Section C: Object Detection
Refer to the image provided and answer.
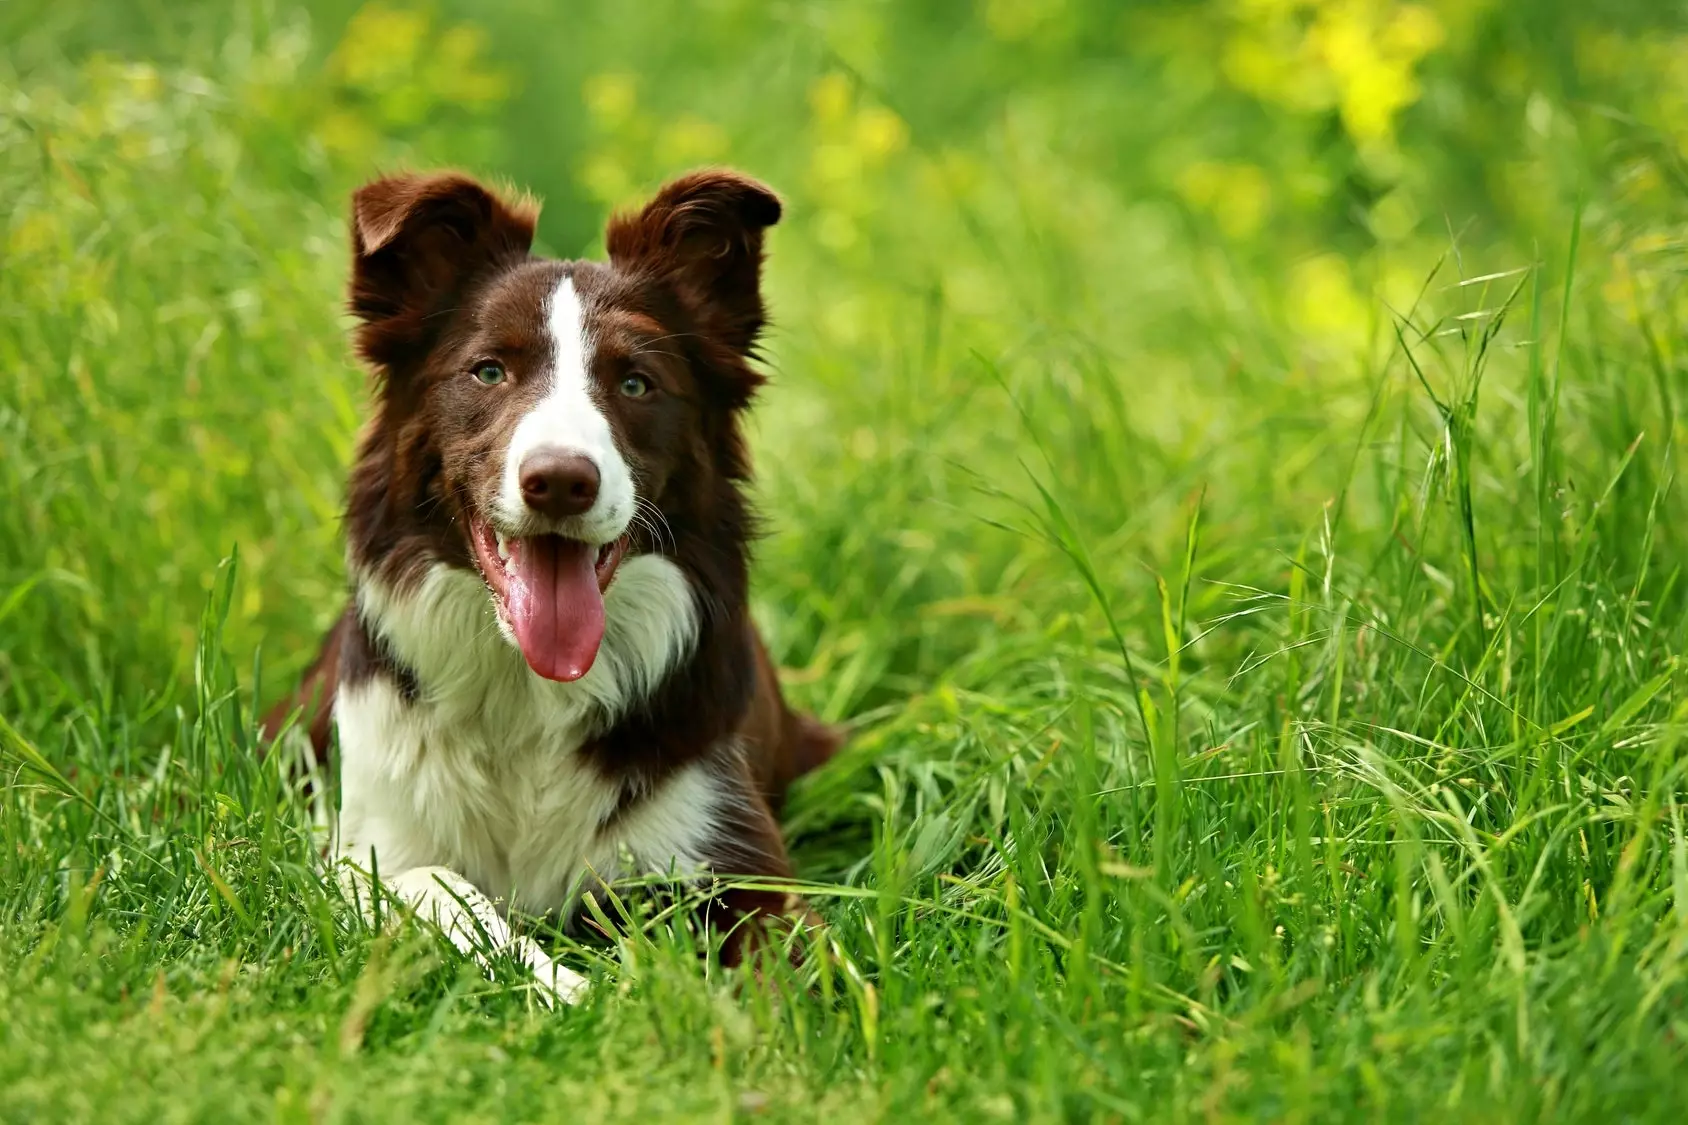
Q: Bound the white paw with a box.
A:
[514,938,589,1008]
[365,864,589,1008]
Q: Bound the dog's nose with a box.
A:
[519,450,600,518]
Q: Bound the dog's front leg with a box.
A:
[363,864,588,1008]
[691,778,824,972]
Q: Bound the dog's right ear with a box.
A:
[348,172,538,371]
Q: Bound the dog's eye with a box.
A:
[473,362,506,386]
[619,373,651,399]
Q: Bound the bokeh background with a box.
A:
[6,0,1686,704]
[6,2,1688,1119]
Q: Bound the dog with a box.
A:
[264,168,840,1004]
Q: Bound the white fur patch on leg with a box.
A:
[352,861,588,1008]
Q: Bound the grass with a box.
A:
[4,1,1688,1121]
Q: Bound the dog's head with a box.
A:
[347,169,780,683]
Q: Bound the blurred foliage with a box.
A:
[5,0,1688,702]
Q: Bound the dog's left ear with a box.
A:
[605,170,782,358]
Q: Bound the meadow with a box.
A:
[4,0,1688,1120]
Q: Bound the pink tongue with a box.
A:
[504,536,605,682]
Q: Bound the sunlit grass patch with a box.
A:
[4,2,1688,1121]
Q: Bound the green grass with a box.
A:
[4,2,1688,1121]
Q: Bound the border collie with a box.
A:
[266,168,840,1004]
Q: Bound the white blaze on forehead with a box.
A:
[496,273,636,539]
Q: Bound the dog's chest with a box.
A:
[336,676,629,911]
[334,558,718,914]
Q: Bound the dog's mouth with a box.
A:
[468,514,629,683]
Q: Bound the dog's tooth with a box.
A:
[496,532,511,562]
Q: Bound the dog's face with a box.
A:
[347,171,779,682]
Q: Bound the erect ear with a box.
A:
[604,169,782,357]
[348,172,538,370]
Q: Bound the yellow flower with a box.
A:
[1337,63,1415,143]
[435,26,511,108]
[583,72,638,126]
[332,3,428,90]
[809,73,853,126]
[809,141,863,191]
[122,63,161,103]
[1384,4,1445,57]
[1221,0,1447,145]
[853,105,908,162]
[326,3,510,128]
[315,108,376,159]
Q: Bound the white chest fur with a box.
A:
[334,556,718,915]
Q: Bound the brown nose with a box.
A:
[519,450,600,518]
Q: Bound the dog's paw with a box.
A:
[513,937,589,1009]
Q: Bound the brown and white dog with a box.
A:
[266,168,839,1004]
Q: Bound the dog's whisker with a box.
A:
[633,497,677,555]
[628,331,705,358]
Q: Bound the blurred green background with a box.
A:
[7,0,1687,705]
[6,2,1688,1120]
